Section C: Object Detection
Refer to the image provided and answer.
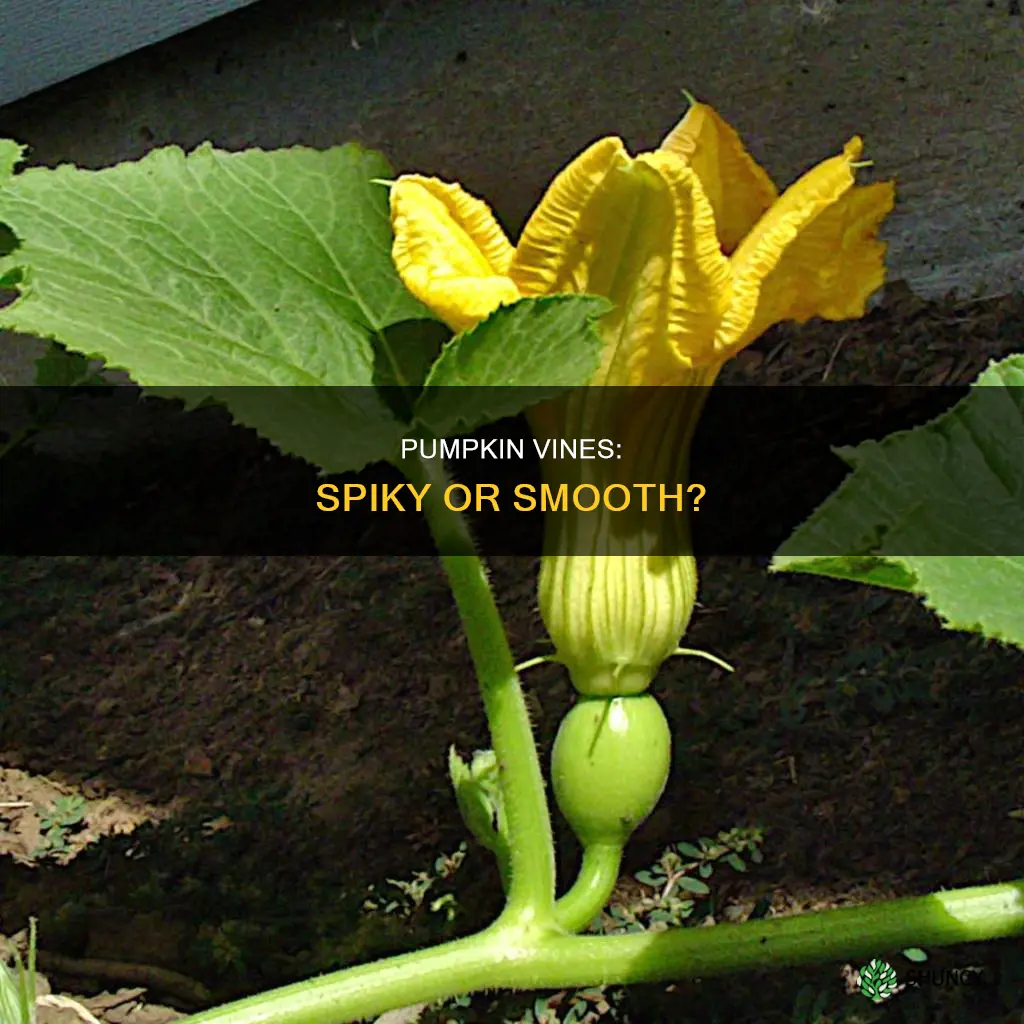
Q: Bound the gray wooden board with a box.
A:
[0,0,259,106]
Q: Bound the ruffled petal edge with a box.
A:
[390,174,520,332]
[660,102,778,254]
[715,138,895,356]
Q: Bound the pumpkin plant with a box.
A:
[1,97,1021,1024]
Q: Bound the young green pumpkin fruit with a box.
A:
[550,694,672,849]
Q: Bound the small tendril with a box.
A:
[514,655,559,674]
[670,647,734,673]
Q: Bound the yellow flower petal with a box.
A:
[512,138,731,386]
[660,103,778,254]
[509,137,628,298]
[793,181,896,320]
[591,152,732,384]
[715,138,895,357]
[390,175,520,333]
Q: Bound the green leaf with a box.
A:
[675,842,704,860]
[901,947,928,962]
[0,226,16,265]
[770,556,916,592]
[0,140,24,179]
[34,342,106,387]
[0,141,437,472]
[149,385,406,475]
[371,318,452,422]
[0,140,25,274]
[447,746,497,846]
[675,876,711,896]
[412,294,610,437]
[772,355,1024,650]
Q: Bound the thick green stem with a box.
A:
[184,880,1024,1024]
[555,843,623,933]
[403,452,557,925]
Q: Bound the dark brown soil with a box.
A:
[1,283,1022,1023]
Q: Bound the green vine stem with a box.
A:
[179,442,1024,1024]
[184,880,1024,1024]
[555,843,623,934]
[401,450,557,926]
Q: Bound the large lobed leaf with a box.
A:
[772,354,1024,650]
[0,142,606,473]
[0,142,429,385]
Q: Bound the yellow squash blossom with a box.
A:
[390,99,894,696]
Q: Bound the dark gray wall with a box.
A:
[1,0,1021,382]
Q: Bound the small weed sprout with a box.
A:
[363,842,468,925]
[31,794,87,860]
[611,826,766,934]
